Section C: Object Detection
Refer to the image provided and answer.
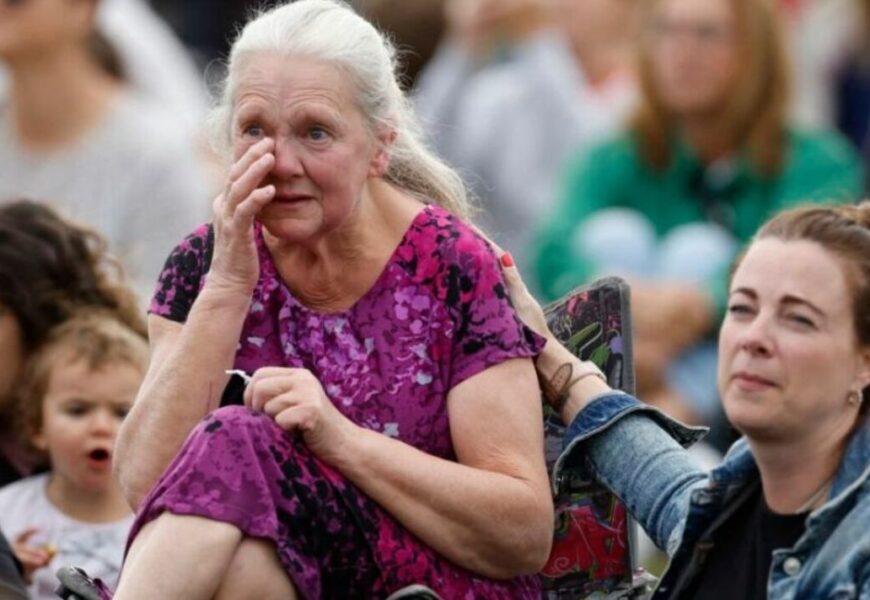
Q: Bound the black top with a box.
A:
[685,485,808,600]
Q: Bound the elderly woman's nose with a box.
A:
[271,140,305,178]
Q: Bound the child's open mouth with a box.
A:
[87,448,111,466]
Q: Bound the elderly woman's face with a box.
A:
[645,0,740,118]
[230,53,391,242]
[0,306,24,404]
[718,239,870,444]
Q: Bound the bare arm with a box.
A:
[115,137,278,508]
[249,357,554,579]
[114,289,251,508]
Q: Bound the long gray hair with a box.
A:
[208,0,471,218]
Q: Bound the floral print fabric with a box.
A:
[142,205,545,598]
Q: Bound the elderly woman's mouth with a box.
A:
[273,193,314,204]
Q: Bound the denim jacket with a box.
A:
[555,392,870,599]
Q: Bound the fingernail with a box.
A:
[500,253,514,268]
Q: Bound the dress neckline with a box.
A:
[255,203,437,317]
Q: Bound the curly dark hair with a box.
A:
[0,200,146,352]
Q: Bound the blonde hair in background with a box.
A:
[208,0,473,219]
[631,0,791,176]
[15,310,149,450]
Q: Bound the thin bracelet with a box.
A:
[539,361,607,413]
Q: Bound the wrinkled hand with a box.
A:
[12,528,52,584]
[243,367,359,465]
[208,138,277,296]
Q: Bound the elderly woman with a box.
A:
[89,1,553,598]
[507,202,870,598]
[533,0,865,433]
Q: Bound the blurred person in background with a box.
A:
[0,0,211,297]
[834,0,870,189]
[356,0,446,90]
[534,0,865,446]
[99,0,210,136]
[415,0,637,284]
[780,0,859,130]
[0,201,145,488]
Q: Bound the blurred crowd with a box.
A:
[0,0,869,594]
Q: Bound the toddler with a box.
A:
[0,312,147,599]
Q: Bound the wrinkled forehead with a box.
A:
[230,52,361,114]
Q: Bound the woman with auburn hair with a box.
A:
[514,201,870,598]
[534,0,865,437]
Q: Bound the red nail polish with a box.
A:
[500,253,515,268]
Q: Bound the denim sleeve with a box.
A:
[555,393,710,554]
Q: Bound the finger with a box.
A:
[14,528,38,544]
[273,405,317,433]
[251,366,308,380]
[248,375,300,412]
[262,392,301,418]
[233,184,276,222]
[226,137,275,183]
[15,547,49,567]
[224,152,276,216]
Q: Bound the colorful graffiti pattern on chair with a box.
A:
[539,277,637,598]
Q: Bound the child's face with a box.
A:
[33,357,141,493]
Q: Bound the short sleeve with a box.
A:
[148,224,213,323]
[442,221,546,390]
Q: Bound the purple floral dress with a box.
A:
[138,205,546,599]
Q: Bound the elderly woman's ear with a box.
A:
[368,128,398,177]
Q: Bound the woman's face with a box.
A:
[645,0,740,118]
[229,53,392,243]
[0,0,93,62]
[718,239,870,444]
[0,306,25,405]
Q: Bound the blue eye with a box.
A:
[308,127,329,142]
[242,124,264,139]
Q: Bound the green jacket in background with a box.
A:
[532,128,866,311]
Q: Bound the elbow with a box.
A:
[478,498,554,579]
[502,515,554,577]
[113,437,149,511]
